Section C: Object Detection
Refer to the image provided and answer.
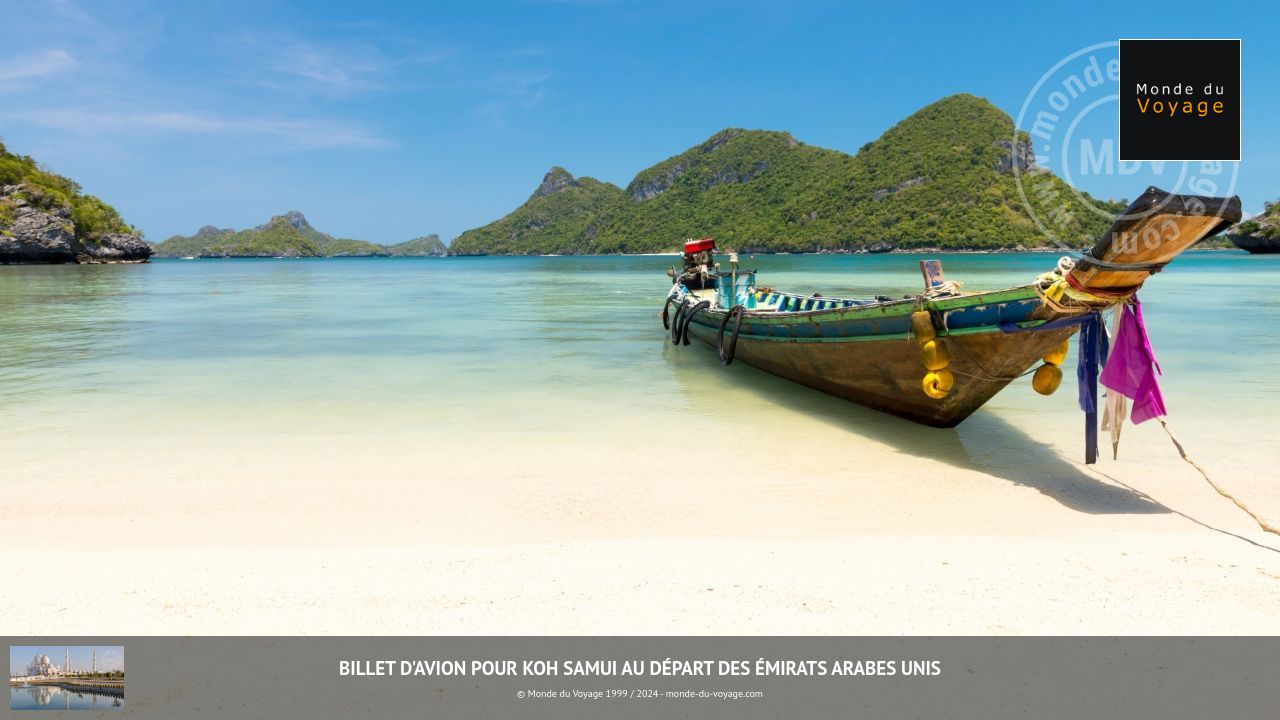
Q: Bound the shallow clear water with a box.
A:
[0,251,1275,480]
[9,684,124,710]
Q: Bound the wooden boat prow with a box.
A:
[1069,186,1241,291]
[664,188,1241,427]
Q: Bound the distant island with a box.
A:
[0,141,151,263]
[1226,199,1280,253]
[151,212,446,258]
[450,94,1127,256]
[3,93,1159,264]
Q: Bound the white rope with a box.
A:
[1158,418,1280,537]
[922,279,964,297]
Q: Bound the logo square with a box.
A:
[1119,39,1240,161]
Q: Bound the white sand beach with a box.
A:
[4,399,1278,635]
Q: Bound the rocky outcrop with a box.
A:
[861,240,897,253]
[628,164,686,201]
[0,186,77,262]
[872,176,925,201]
[700,161,769,191]
[531,167,580,199]
[76,233,155,263]
[627,129,776,201]
[995,138,1036,174]
[0,184,150,264]
[1226,200,1280,253]
[256,210,310,231]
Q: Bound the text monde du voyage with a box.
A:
[1134,82,1229,118]
[340,658,942,678]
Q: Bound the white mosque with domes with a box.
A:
[10,647,120,683]
[25,653,65,678]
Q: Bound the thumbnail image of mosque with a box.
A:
[9,645,124,676]
[9,646,125,711]
[12,647,115,679]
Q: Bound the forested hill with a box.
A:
[450,94,1126,255]
[153,211,446,257]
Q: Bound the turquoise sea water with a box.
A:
[1,252,1276,487]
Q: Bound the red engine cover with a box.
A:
[683,238,715,254]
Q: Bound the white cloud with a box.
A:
[470,71,551,128]
[48,0,98,26]
[17,108,392,150]
[0,49,76,85]
[229,33,450,95]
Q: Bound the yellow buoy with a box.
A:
[920,339,950,370]
[1032,363,1062,395]
[934,368,954,392]
[922,369,954,399]
[911,311,935,343]
[1042,339,1069,366]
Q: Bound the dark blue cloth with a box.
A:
[1075,312,1109,465]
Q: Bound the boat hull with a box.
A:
[684,318,1075,427]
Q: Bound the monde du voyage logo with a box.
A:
[1120,39,1241,161]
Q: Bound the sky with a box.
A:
[0,0,1275,244]
[9,646,124,675]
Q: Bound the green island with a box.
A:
[152,211,446,258]
[1231,199,1280,239]
[1224,198,1280,253]
[1,141,150,263]
[450,94,1128,255]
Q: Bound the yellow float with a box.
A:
[910,310,935,342]
[1043,339,1069,366]
[1028,338,1070,396]
[914,311,953,398]
[1032,363,1063,395]
[922,369,954,399]
[920,339,950,370]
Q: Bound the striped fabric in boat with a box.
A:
[752,291,860,312]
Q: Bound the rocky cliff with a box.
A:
[1226,199,1280,252]
[0,142,149,264]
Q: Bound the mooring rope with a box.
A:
[1157,418,1280,537]
[947,366,1037,383]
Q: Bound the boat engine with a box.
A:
[668,237,719,290]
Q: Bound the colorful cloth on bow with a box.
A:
[1076,312,1109,415]
[1099,298,1166,424]
[1076,311,1109,464]
[1100,307,1129,459]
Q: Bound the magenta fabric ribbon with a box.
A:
[1099,298,1167,424]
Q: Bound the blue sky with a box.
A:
[9,646,124,675]
[0,0,1274,244]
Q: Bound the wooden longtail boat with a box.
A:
[662,187,1241,428]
